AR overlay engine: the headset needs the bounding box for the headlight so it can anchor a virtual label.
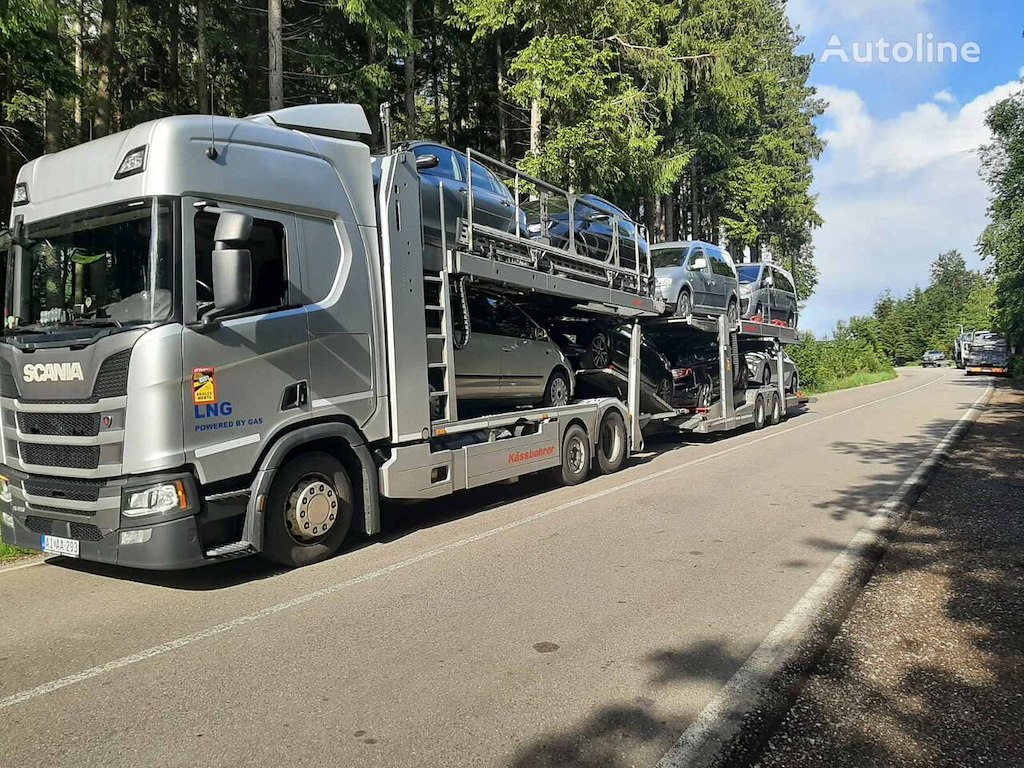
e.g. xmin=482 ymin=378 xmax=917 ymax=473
xmin=0 ymin=475 xmax=11 ymax=504
xmin=527 ymin=223 xmax=543 ymax=234
xmin=123 ymin=480 xmax=188 ymax=518
xmin=739 ymin=285 xmax=751 ymax=296
xmin=656 ymin=277 xmax=673 ymax=287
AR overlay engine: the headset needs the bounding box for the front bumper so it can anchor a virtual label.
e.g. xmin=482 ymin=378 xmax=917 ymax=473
xmin=3 ymin=511 xmax=209 ymax=570
xmin=0 ymin=468 xmax=246 ymax=570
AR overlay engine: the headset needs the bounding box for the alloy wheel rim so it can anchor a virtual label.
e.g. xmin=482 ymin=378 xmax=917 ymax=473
xmin=286 ymin=475 xmax=339 ymax=542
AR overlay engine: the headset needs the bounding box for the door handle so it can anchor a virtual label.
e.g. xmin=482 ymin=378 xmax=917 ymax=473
xmin=501 ymin=345 xmax=516 ymax=352
xmin=280 ymin=381 xmax=308 ymax=411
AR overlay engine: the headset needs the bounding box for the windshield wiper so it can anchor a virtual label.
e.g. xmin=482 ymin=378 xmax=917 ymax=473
xmin=69 ymin=317 xmax=123 ymax=329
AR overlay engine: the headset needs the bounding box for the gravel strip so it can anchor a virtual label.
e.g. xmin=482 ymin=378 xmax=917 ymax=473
xmin=753 ymin=381 xmax=1024 ymax=767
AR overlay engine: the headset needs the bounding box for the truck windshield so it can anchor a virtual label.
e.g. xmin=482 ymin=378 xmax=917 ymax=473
xmin=736 ymin=265 xmax=762 ymax=284
xmin=12 ymin=198 xmax=175 ymax=328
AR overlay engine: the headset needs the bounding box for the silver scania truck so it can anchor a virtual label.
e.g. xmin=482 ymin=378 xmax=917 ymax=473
xmin=0 ymin=104 xmax=672 ymax=569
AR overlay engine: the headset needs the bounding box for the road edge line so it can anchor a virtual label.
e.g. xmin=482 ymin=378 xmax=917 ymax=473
xmin=656 ymin=380 xmax=995 ymax=768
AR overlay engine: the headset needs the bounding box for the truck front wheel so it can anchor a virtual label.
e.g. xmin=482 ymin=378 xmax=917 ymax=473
xmin=262 ymin=451 xmax=355 ymax=568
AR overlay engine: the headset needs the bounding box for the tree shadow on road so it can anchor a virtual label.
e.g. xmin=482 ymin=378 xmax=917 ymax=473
xmin=755 ymin=380 xmax=1024 ymax=767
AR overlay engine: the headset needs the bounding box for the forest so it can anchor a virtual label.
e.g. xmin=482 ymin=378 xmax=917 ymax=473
xmin=1 ymin=0 xmax=824 ymax=297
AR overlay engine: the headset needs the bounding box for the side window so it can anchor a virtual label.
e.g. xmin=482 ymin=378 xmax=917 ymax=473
xmin=491 ymin=298 xmax=534 ymax=339
xmin=194 ymin=210 xmax=289 ymax=316
xmin=469 ymin=160 xmax=511 ymax=201
xmin=413 ymin=145 xmax=462 ymax=182
xmin=466 ymin=291 xmax=499 ymax=335
xmin=775 ymin=270 xmax=795 ymax=294
xmin=709 ymin=250 xmax=729 ymax=277
xmin=687 ymin=248 xmax=707 ymax=270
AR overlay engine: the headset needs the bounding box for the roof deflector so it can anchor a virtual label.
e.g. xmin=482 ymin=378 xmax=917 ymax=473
xmin=247 ymin=104 xmax=372 ymax=139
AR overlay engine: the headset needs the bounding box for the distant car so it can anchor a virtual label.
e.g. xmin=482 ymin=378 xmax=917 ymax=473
xmin=740 ymin=339 xmax=800 ymax=392
xmin=736 ymin=262 xmax=799 ymax=326
xmin=541 ymin=194 xmax=650 ymax=286
xmin=921 ymin=350 xmax=946 ymax=368
xmin=372 ymin=142 xmax=527 ymax=256
xmin=452 ymin=289 xmax=574 ymax=409
xmin=547 ymin=318 xmax=675 ymax=402
xmin=652 ymin=241 xmax=740 ymax=324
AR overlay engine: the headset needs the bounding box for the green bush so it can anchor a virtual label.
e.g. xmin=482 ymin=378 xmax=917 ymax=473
xmin=1009 ymin=356 xmax=1024 ymax=380
xmin=789 ymin=333 xmax=891 ymax=392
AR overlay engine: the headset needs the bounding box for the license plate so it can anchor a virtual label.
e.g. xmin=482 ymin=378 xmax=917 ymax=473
xmin=41 ymin=535 xmax=80 ymax=558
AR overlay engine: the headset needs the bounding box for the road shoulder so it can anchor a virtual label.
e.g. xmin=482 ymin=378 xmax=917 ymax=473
xmin=754 ymin=381 xmax=1024 ymax=767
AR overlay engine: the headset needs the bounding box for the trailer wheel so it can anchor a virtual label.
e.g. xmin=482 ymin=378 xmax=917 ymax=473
xmin=584 ymin=332 xmax=612 ymax=369
xmin=261 ymin=452 xmax=354 ymax=568
xmin=769 ymin=392 xmax=783 ymax=425
xmin=552 ymin=424 xmax=591 ymax=486
xmin=656 ymin=375 xmax=674 ymax=403
xmin=727 ymin=299 xmax=740 ymax=327
xmin=761 ymin=366 xmax=772 ymax=386
xmin=753 ymin=394 xmax=767 ymax=430
xmin=595 ymin=410 xmax=627 ymax=475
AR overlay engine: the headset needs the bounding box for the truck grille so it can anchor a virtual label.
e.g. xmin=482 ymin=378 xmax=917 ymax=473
xmin=31 ymin=503 xmax=96 ymax=517
xmin=24 ymin=477 xmax=103 ymax=502
xmin=69 ymin=522 xmax=103 ymax=541
xmin=0 ymin=359 xmax=18 ymax=398
xmin=17 ymin=412 xmax=101 ymax=437
xmin=25 ymin=516 xmax=53 ymax=535
xmin=2 ymin=349 xmax=132 ymax=402
xmin=19 ymin=444 xmax=101 ymax=470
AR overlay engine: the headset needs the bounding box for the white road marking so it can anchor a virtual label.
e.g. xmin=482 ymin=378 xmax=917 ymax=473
xmin=0 ymin=370 xmax=959 ymax=710
xmin=656 ymin=378 xmax=993 ymax=768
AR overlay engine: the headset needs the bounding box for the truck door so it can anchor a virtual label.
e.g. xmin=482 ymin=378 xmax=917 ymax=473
xmin=181 ymin=201 xmax=310 ymax=480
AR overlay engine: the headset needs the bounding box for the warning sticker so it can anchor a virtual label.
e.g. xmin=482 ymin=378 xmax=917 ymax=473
xmin=192 ymin=367 xmax=217 ymax=404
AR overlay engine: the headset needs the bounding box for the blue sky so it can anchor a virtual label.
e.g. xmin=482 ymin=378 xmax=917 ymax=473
xmin=785 ymin=0 xmax=1024 ymax=334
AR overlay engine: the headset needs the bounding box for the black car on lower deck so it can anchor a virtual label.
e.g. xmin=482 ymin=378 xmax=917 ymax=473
xmin=546 ymin=318 xmax=675 ymax=403
xmin=645 ymin=333 xmax=749 ymax=410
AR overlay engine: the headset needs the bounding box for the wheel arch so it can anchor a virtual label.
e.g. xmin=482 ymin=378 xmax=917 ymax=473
xmin=245 ymin=421 xmax=381 ymax=551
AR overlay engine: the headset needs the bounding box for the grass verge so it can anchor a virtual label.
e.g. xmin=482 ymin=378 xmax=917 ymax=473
xmin=0 ymin=538 xmax=32 ymax=564
xmin=805 ymin=368 xmax=898 ymax=396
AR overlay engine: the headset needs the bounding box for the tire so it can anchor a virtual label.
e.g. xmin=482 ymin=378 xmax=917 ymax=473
xmin=261 ymin=451 xmax=355 ymax=568
xmin=655 ymin=375 xmax=674 ymax=403
xmin=674 ymin=290 xmax=693 ymax=318
xmin=755 ymin=302 xmax=764 ymax=319
xmin=788 ymin=371 xmax=799 ymax=395
xmin=769 ymin=392 xmax=783 ymax=425
xmin=761 ymin=365 xmax=772 ymax=387
xmin=727 ymin=299 xmax=739 ymax=327
xmin=753 ymin=394 xmax=767 ymax=430
xmin=595 ymin=410 xmax=627 ymax=475
xmin=696 ymin=382 xmax=712 ymax=410
xmin=583 ymin=331 xmax=612 ymax=369
xmin=551 ymin=423 xmax=591 ymax=486
xmin=542 ymin=369 xmax=571 ymax=407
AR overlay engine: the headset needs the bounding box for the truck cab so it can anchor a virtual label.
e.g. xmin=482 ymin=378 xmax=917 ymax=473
xmin=0 ymin=105 xmax=388 ymax=568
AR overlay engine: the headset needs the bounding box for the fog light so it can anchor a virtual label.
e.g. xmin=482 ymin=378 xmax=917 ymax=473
xmin=120 ymin=528 xmax=152 ymax=545
xmin=1 ymin=511 xmax=13 ymax=528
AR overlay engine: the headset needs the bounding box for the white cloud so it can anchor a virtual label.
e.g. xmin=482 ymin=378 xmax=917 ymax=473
xmin=933 ymin=88 xmax=956 ymax=104
xmin=801 ymin=77 xmax=1023 ymax=334
xmin=788 ymin=0 xmax=931 ymax=37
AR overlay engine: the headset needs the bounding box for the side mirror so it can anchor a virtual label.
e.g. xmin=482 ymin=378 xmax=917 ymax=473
xmin=691 ymin=257 xmax=707 ymax=270
xmin=211 ymin=247 xmax=252 ymax=317
xmin=416 ymin=154 xmax=439 ymax=171
xmin=205 ymin=211 xmax=253 ymax=322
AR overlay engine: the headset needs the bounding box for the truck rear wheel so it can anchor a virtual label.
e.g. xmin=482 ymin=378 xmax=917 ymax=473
xmin=753 ymin=394 xmax=767 ymax=430
xmin=595 ymin=410 xmax=626 ymax=475
xmin=769 ymin=392 xmax=783 ymax=425
xmin=262 ymin=451 xmax=354 ymax=568
xmin=552 ymin=424 xmax=591 ymax=486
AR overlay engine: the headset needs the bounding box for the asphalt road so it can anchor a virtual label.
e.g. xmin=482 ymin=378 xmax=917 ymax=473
xmin=0 ymin=367 xmax=989 ymax=768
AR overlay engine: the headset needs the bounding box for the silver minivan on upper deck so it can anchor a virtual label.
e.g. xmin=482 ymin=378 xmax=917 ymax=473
xmin=736 ymin=262 xmax=799 ymax=326
xmin=652 ymin=240 xmax=740 ymax=325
